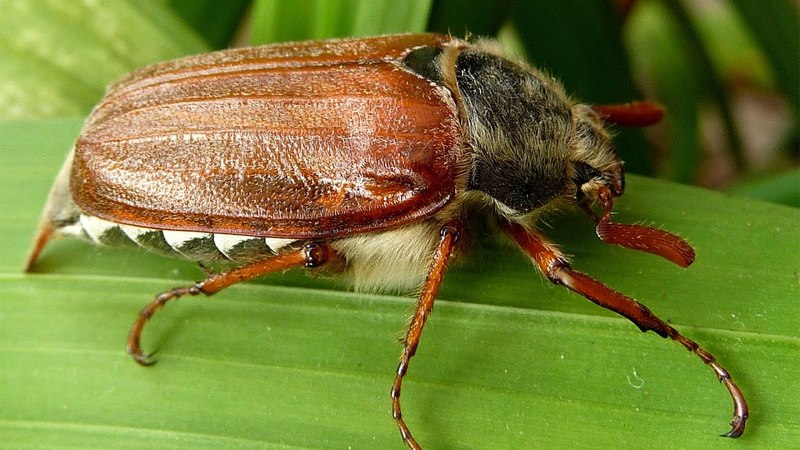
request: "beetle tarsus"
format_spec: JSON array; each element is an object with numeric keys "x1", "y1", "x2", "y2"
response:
[
  {"x1": 126, "y1": 285, "x2": 201, "y2": 366},
  {"x1": 720, "y1": 378, "x2": 749, "y2": 438},
  {"x1": 129, "y1": 348, "x2": 159, "y2": 367},
  {"x1": 392, "y1": 354, "x2": 422, "y2": 450},
  {"x1": 723, "y1": 412, "x2": 748, "y2": 438},
  {"x1": 25, "y1": 221, "x2": 55, "y2": 272}
]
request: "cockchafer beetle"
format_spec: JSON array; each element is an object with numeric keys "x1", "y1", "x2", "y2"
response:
[{"x1": 26, "y1": 33, "x2": 748, "y2": 448}]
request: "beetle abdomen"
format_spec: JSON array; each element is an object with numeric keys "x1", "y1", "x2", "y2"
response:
[
  {"x1": 56, "y1": 213, "x2": 297, "y2": 263},
  {"x1": 51, "y1": 210, "x2": 441, "y2": 292}
]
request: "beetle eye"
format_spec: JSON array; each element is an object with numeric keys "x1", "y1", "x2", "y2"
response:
[
  {"x1": 572, "y1": 162, "x2": 602, "y2": 199},
  {"x1": 573, "y1": 162, "x2": 601, "y2": 186}
]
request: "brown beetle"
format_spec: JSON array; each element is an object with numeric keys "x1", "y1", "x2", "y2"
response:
[{"x1": 26, "y1": 33, "x2": 747, "y2": 448}]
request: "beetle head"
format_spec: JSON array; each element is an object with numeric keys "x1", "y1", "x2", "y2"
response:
[
  {"x1": 569, "y1": 104, "x2": 625, "y2": 205},
  {"x1": 448, "y1": 42, "x2": 693, "y2": 268}
]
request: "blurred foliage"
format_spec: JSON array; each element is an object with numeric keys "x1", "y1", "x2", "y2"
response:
[
  {"x1": 1, "y1": 0, "x2": 796, "y2": 205},
  {"x1": 249, "y1": 0, "x2": 432, "y2": 43},
  {"x1": 163, "y1": 0, "x2": 250, "y2": 49}
]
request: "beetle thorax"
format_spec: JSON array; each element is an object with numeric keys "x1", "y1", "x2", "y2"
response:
[{"x1": 455, "y1": 48, "x2": 574, "y2": 218}]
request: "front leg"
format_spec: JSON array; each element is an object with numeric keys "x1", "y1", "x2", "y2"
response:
[
  {"x1": 501, "y1": 220, "x2": 748, "y2": 438},
  {"x1": 391, "y1": 222, "x2": 461, "y2": 450}
]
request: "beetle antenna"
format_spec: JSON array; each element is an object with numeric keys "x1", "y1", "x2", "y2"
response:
[
  {"x1": 593, "y1": 101, "x2": 665, "y2": 128},
  {"x1": 583, "y1": 186, "x2": 695, "y2": 267}
]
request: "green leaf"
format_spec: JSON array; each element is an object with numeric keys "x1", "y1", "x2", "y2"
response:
[
  {"x1": 0, "y1": 0, "x2": 208, "y2": 120},
  {"x1": 428, "y1": 0, "x2": 510, "y2": 36},
  {"x1": 660, "y1": 0, "x2": 745, "y2": 172},
  {"x1": 728, "y1": 169, "x2": 800, "y2": 207},
  {"x1": 1, "y1": 3, "x2": 797, "y2": 447},
  {"x1": 2, "y1": 119, "x2": 798, "y2": 448}
]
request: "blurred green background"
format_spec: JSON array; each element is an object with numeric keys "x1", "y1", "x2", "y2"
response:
[{"x1": 1, "y1": 0, "x2": 797, "y2": 205}]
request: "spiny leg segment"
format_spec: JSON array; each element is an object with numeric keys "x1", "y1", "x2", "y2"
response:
[
  {"x1": 127, "y1": 242, "x2": 331, "y2": 365},
  {"x1": 391, "y1": 222, "x2": 461, "y2": 450},
  {"x1": 502, "y1": 220, "x2": 748, "y2": 438}
]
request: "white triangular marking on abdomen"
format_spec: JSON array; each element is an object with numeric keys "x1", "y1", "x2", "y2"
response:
[
  {"x1": 264, "y1": 237, "x2": 295, "y2": 252},
  {"x1": 162, "y1": 230, "x2": 213, "y2": 255},
  {"x1": 213, "y1": 233, "x2": 254, "y2": 260},
  {"x1": 119, "y1": 223, "x2": 154, "y2": 241},
  {"x1": 79, "y1": 215, "x2": 117, "y2": 244}
]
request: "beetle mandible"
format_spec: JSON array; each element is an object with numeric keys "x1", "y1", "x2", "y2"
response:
[{"x1": 26, "y1": 34, "x2": 748, "y2": 448}]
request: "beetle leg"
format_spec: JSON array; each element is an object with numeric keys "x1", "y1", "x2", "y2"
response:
[
  {"x1": 501, "y1": 220, "x2": 748, "y2": 439},
  {"x1": 392, "y1": 222, "x2": 461, "y2": 450},
  {"x1": 126, "y1": 242, "x2": 332, "y2": 366}
]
